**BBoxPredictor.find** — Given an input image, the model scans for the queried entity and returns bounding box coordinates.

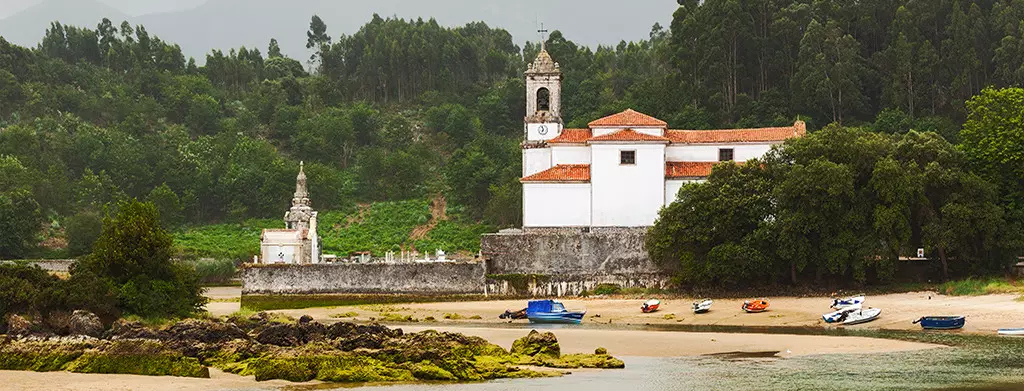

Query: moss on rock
[511,330,560,358]
[0,339,209,378]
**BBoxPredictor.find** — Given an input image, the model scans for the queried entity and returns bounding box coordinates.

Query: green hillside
[173,199,493,261]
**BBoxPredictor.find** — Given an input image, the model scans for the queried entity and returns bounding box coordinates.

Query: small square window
[719,148,734,162]
[620,150,636,165]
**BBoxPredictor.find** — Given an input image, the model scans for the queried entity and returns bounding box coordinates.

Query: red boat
[742,298,770,313]
[641,299,661,313]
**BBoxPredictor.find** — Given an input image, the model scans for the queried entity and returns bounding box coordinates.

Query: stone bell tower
[524,39,562,142]
[284,161,314,231]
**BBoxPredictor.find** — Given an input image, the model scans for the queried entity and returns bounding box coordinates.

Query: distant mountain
[0,0,129,46]
[1,0,677,62]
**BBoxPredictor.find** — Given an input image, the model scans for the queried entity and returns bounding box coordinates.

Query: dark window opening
[537,87,550,111]
[620,150,636,165]
[719,148,734,162]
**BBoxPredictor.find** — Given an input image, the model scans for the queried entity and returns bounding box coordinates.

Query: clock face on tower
[538,125,549,135]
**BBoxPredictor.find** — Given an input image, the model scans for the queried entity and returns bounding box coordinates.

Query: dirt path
[408,194,447,242]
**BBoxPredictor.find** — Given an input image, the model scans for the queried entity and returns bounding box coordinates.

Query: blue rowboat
[527,300,586,324]
[914,316,965,330]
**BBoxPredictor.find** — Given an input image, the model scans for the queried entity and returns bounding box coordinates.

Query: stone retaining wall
[1,259,76,273]
[242,262,486,295]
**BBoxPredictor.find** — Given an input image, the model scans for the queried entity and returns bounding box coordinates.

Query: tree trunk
[938,246,949,281]
[791,261,798,285]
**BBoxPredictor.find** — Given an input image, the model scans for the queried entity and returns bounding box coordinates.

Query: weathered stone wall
[242,262,486,295]
[481,227,674,296]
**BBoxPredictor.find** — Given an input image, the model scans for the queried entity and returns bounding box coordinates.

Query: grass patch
[331,311,359,318]
[443,313,465,320]
[378,313,418,322]
[938,277,1024,296]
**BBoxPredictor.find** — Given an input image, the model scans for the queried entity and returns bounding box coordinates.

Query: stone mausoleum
[259,162,321,264]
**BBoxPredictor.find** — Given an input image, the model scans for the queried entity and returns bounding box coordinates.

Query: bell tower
[524,29,562,142]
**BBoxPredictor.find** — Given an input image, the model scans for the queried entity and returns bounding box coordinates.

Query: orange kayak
[742,299,770,313]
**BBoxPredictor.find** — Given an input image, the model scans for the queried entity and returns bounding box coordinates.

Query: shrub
[191,258,237,284]
[75,199,207,318]
[65,211,103,257]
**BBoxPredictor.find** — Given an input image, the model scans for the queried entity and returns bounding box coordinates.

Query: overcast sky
[0,0,680,60]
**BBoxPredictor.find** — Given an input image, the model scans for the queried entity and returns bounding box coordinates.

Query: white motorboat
[831,295,866,309]
[998,328,1024,336]
[822,304,862,323]
[837,308,881,325]
[692,299,713,314]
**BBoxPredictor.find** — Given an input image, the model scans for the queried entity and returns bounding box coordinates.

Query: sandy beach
[258,291,1024,334]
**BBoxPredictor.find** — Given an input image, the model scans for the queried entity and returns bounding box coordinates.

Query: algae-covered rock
[0,338,209,378]
[69,311,103,338]
[511,330,560,358]
[6,314,35,336]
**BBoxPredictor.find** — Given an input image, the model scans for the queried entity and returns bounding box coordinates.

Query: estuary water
[302,351,1024,391]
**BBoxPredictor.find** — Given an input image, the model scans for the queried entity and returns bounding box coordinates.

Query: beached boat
[527,299,586,324]
[693,299,713,314]
[641,299,661,313]
[998,328,1024,336]
[839,308,882,325]
[742,299,770,313]
[914,316,966,330]
[822,304,863,323]
[831,295,866,309]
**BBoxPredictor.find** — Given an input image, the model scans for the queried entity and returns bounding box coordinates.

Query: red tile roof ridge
[521,164,591,183]
[665,161,717,178]
[548,128,592,144]
[588,128,670,143]
[588,109,668,127]
[667,121,805,144]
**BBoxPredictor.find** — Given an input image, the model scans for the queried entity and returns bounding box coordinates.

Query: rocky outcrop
[68,310,103,338]
[511,330,561,358]
[0,312,622,383]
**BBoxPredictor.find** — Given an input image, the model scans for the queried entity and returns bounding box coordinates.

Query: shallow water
[293,348,1024,391]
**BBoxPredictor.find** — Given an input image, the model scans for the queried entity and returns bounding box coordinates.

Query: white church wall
[591,126,664,137]
[591,144,666,227]
[664,179,705,205]
[526,123,562,141]
[523,148,552,177]
[523,183,591,227]
[551,146,591,165]
[261,245,296,264]
[666,143,776,162]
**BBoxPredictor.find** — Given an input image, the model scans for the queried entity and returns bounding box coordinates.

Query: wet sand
[397,325,942,357]
[0,368,288,391]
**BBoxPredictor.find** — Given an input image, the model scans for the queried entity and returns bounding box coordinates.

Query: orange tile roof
[588,129,670,143]
[521,164,591,183]
[588,109,668,127]
[548,128,592,144]
[667,121,806,144]
[665,162,717,178]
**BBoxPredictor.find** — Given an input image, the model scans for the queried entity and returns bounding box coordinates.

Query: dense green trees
[648,126,1018,287]
[1,3,1024,261]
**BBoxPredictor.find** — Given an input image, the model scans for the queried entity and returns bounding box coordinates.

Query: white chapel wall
[666,143,776,162]
[591,144,666,227]
[523,148,552,177]
[664,179,705,206]
[551,146,591,165]
[523,183,592,227]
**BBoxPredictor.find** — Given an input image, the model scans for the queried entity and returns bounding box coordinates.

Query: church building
[259,162,321,264]
[520,48,806,228]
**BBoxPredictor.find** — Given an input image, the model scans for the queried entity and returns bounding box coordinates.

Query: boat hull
[742,300,770,313]
[528,312,586,324]
[998,328,1024,336]
[841,308,881,325]
[915,316,966,330]
[693,299,713,314]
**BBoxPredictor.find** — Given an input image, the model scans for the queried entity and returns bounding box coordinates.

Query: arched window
[537,87,550,112]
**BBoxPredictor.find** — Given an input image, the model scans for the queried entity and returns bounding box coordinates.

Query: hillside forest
[1,0,1023,269]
